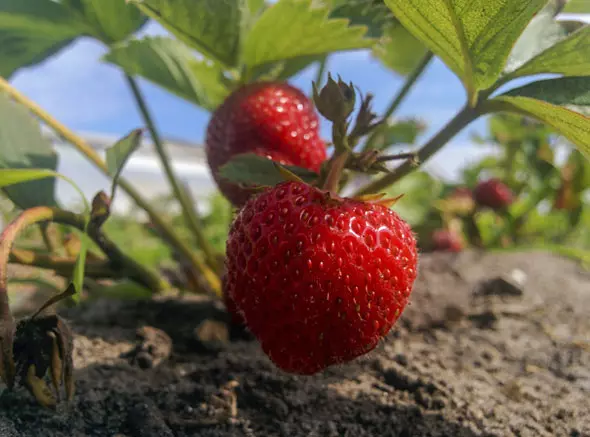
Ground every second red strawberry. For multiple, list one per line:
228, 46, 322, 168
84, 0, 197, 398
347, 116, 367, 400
206, 82, 328, 206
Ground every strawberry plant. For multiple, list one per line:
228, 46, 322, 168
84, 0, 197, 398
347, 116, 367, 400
0, 0, 588, 407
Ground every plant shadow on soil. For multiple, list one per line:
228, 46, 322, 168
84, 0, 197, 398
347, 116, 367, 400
0, 251, 589, 437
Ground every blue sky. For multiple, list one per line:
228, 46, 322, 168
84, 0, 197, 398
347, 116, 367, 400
7, 13, 588, 211
10, 21, 486, 147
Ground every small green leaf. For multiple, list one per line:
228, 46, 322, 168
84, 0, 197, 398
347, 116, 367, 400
105, 129, 143, 200
505, 26, 590, 81
0, 92, 59, 209
217, 153, 319, 187
61, 0, 147, 44
369, 119, 425, 151
243, 0, 373, 69
329, 0, 392, 38
0, 0, 87, 78
384, 0, 546, 99
486, 77, 590, 159
0, 169, 88, 211
373, 19, 428, 76
128, 0, 243, 67
103, 37, 230, 111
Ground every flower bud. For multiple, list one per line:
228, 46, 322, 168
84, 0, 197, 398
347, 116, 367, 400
313, 74, 356, 123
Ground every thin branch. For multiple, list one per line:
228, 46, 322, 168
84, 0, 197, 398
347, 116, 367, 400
362, 52, 433, 152
9, 248, 120, 279
354, 104, 479, 196
0, 207, 169, 300
125, 75, 219, 271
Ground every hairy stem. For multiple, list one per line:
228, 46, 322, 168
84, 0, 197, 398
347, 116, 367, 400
125, 75, 219, 271
9, 248, 120, 278
0, 76, 220, 295
39, 223, 59, 253
0, 207, 169, 303
362, 52, 433, 152
354, 105, 479, 196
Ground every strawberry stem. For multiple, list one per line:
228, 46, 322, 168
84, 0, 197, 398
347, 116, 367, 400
322, 151, 350, 194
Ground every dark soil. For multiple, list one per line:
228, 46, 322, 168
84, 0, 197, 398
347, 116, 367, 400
1, 251, 589, 437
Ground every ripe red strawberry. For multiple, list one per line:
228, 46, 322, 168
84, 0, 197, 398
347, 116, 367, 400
222, 275, 245, 326
206, 82, 328, 206
431, 229, 464, 253
224, 181, 418, 375
474, 178, 514, 210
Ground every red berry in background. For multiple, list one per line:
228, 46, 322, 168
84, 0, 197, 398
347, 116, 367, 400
431, 229, 464, 253
205, 82, 328, 206
224, 181, 418, 375
474, 178, 514, 210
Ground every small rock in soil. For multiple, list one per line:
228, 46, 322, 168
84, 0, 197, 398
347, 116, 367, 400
123, 326, 172, 369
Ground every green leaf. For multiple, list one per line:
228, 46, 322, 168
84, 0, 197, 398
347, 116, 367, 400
487, 77, 590, 160
0, 169, 88, 210
373, 19, 428, 76
105, 129, 143, 200
503, 2, 572, 74
0, 0, 87, 78
504, 26, 590, 81
249, 54, 324, 82
61, 0, 147, 43
247, 0, 266, 14
129, 0, 243, 67
217, 153, 319, 187
103, 37, 230, 111
384, 0, 546, 99
329, 0, 392, 38
369, 119, 425, 151
0, 92, 59, 209
242, 0, 373, 69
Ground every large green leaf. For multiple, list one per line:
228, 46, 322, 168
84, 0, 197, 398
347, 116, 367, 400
383, 0, 546, 99
329, 0, 392, 38
103, 37, 229, 111
217, 153, 319, 187
0, 0, 88, 78
486, 77, 590, 159
0, 92, 59, 209
503, 2, 572, 74
105, 129, 143, 200
249, 53, 325, 82
374, 19, 428, 76
61, 0, 147, 44
504, 26, 590, 81
128, 0, 243, 67
242, 0, 373, 69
